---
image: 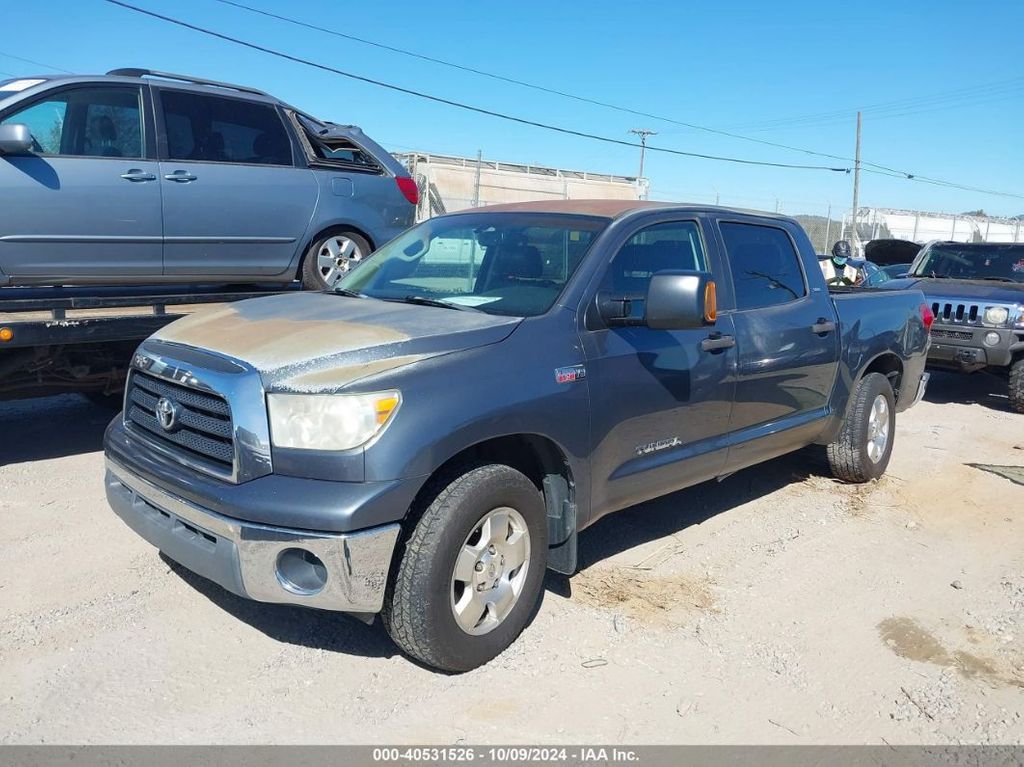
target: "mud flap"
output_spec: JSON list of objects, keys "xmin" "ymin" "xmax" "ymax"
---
[{"xmin": 543, "ymin": 474, "xmax": 577, "ymax": 575}]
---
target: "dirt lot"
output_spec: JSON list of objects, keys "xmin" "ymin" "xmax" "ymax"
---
[{"xmin": 1, "ymin": 372, "xmax": 1022, "ymax": 744}]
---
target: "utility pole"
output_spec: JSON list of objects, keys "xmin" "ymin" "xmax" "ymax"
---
[
  {"xmin": 629, "ymin": 128, "xmax": 656, "ymax": 199},
  {"xmin": 850, "ymin": 111, "xmax": 862, "ymax": 253},
  {"xmin": 471, "ymin": 149, "xmax": 482, "ymax": 208}
]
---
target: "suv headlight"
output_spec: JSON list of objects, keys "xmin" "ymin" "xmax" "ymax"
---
[
  {"xmin": 983, "ymin": 306, "xmax": 1009, "ymax": 326},
  {"xmin": 267, "ymin": 391, "xmax": 401, "ymax": 451}
]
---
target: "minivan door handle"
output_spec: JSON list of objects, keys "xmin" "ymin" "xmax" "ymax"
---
[
  {"xmin": 700, "ymin": 333, "xmax": 736, "ymax": 352},
  {"xmin": 120, "ymin": 169, "xmax": 156, "ymax": 182},
  {"xmin": 811, "ymin": 318, "xmax": 837, "ymax": 335},
  {"xmin": 164, "ymin": 171, "xmax": 197, "ymax": 182}
]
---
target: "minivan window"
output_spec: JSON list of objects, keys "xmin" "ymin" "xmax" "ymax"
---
[
  {"xmin": 339, "ymin": 213, "xmax": 608, "ymax": 317},
  {"xmin": 603, "ymin": 221, "xmax": 707, "ymax": 296},
  {"xmin": 160, "ymin": 90, "xmax": 292, "ymax": 166},
  {"xmin": 1, "ymin": 86, "xmax": 143, "ymax": 158},
  {"xmin": 719, "ymin": 222, "xmax": 807, "ymax": 310}
]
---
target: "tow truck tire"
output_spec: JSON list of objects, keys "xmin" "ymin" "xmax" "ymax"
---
[
  {"xmin": 827, "ymin": 372, "xmax": 896, "ymax": 483},
  {"xmin": 382, "ymin": 464, "xmax": 548, "ymax": 672},
  {"xmin": 1009, "ymin": 358, "xmax": 1024, "ymax": 414},
  {"xmin": 300, "ymin": 230, "xmax": 371, "ymax": 290}
]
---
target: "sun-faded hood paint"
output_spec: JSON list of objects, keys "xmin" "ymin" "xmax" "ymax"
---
[{"xmin": 151, "ymin": 292, "xmax": 521, "ymax": 391}]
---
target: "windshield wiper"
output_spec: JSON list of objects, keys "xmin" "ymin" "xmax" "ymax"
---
[
  {"xmin": 976, "ymin": 276, "xmax": 1018, "ymax": 283},
  {"xmin": 400, "ymin": 295, "xmax": 480, "ymax": 312},
  {"xmin": 332, "ymin": 287, "xmax": 366, "ymax": 297}
]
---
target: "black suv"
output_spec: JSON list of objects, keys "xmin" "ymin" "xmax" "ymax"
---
[{"xmin": 885, "ymin": 241, "xmax": 1024, "ymax": 411}]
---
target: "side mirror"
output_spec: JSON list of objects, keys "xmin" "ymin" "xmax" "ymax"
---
[
  {"xmin": 0, "ymin": 123, "xmax": 33, "ymax": 155},
  {"xmin": 645, "ymin": 270, "xmax": 717, "ymax": 330}
]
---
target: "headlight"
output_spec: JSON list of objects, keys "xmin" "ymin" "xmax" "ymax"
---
[
  {"xmin": 983, "ymin": 306, "xmax": 1009, "ymax": 326},
  {"xmin": 267, "ymin": 391, "xmax": 401, "ymax": 451}
]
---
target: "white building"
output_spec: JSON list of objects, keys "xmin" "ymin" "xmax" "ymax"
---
[
  {"xmin": 849, "ymin": 207, "xmax": 1023, "ymax": 244},
  {"xmin": 395, "ymin": 151, "xmax": 647, "ymax": 221}
]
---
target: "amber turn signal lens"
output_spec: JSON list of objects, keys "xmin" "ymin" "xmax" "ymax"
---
[
  {"xmin": 704, "ymin": 282, "xmax": 717, "ymax": 324},
  {"xmin": 0, "ymin": 327, "xmax": 13, "ymax": 342}
]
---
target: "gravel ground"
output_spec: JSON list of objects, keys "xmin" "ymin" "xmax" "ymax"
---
[{"xmin": 1, "ymin": 371, "xmax": 1022, "ymax": 744}]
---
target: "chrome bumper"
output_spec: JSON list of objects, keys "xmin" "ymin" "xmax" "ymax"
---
[
  {"xmin": 105, "ymin": 458, "xmax": 400, "ymax": 613},
  {"xmin": 912, "ymin": 371, "xmax": 930, "ymax": 407}
]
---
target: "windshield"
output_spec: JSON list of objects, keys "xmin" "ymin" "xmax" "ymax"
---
[
  {"xmin": 337, "ymin": 212, "xmax": 609, "ymax": 317},
  {"xmin": 911, "ymin": 243, "xmax": 1024, "ymax": 283}
]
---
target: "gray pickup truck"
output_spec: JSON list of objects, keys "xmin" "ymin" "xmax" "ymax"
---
[{"xmin": 103, "ymin": 200, "xmax": 931, "ymax": 671}]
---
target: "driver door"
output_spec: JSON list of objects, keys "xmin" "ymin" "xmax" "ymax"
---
[
  {"xmin": 0, "ymin": 83, "xmax": 162, "ymax": 280},
  {"xmin": 581, "ymin": 216, "xmax": 738, "ymax": 519}
]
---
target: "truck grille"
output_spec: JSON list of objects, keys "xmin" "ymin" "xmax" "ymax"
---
[
  {"xmin": 124, "ymin": 370, "xmax": 235, "ymax": 473},
  {"xmin": 931, "ymin": 301, "xmax": 981, "ymax": 325}
]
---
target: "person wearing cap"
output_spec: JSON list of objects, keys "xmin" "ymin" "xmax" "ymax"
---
[{"xmin": 820, "ymin": 240, "xmax": 862, "ymax": 286}]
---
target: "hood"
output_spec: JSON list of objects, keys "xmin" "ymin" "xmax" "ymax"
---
[
  {"xmin": 151, "ymin": 292, "xmax": 521, "ymax": 391},
  {"xmin": 864, "ymin": 239, "xmax": 922, "ymax": 266},
  {"xmin": 885, "ymin": 277, "xmax": 1024, "ymax": 304}
]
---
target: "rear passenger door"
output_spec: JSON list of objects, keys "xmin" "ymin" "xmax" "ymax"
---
[
  {"xmin": 0, "ymin": 83, "xmax": 162, "ymax": 280},
  {"xmin": 155, "ymin": 88, "xmax": 317, "ymax": 278},
  {"xmin": 715, "ymin": 219, "xmax": 840, "ymax": 470},
  {"xmin": 582, "ymin": 217, "xmax": 738, "ymax": 518}
]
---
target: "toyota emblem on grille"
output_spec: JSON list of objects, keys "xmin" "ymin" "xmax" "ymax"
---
[{"xmin": 155, "ymin": 396, "xmax": 180, "ymax": 432}]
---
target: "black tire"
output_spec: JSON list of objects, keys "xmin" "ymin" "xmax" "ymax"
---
[
  {"xmin": 1009, "ymin": 358, "xmax": 1024, "ymax": 414},
  {"xmin": 382, "ymin": 464, "xmax": 548, "ymax": 672},
  {"xmin": 827, "ymin": 372, "xmax": 896, "ymax": 483},
  {"xmin": 300, "ymin": 230, "xmax": 371, "ymax": 290}
]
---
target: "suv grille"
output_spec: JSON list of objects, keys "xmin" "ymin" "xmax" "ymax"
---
[
  {"xmin": 930, "ymin": 328, "xmax": 974, "ymax": 341},
  {"xmin": 125, "ymin": 370, "xmax": 235, "ymax": 473},
  {"xmin": 931, "ymin": 301, "xmax": 981, "ymax": 325}
]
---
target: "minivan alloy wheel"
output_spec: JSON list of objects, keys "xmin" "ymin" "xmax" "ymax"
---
[
  {"xmin": 316, "ymin": 235, "xmax": 364, "ymax": 286},
  {"xmin": 450, "ymin": 506, "xmax": 531, "ymax": 635}
]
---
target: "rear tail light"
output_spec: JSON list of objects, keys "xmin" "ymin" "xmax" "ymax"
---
[
  {"xmin": 395, "ymin": 176, "xmax": 419, "ymax": 206},
  {"xmin": 920, "ymin": 303, "xmax": 934, "ymax": 331}
]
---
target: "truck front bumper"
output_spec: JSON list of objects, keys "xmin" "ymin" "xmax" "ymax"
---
[
  {"xmin": 927, "ymin": 325, "xmax": 1024, "ymax": 371},
  {"xmin": 105, "ymin": 458, "xmax": 400, "ymax": 614}
]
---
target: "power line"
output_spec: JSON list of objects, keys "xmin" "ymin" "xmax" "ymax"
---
[
  {"xmin": 101, "ymin": 0, "xmax": 849, "ymax": 173},
  {"xmin": 727, "ymin": 78, "xmax": 1024, "ymax": 132},
  {"xmin": 102, "ymin": 1, "xmax": 1024, "ymax": 201},
  {"xmin": 208, "ymin": 0, "xmax": 1024, "ymax": 194},
  {"xmin": 210, "ymin": 0, "xmax": 868, "ymax": 168},
  {"xmin": 0, "ymin": 50, "xmax": 73, "ymax": 74}
]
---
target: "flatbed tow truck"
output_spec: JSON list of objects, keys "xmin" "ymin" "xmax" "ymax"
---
[{"xmin": 0, "ymin": 284, "xmax": 294, "ymax": 401}]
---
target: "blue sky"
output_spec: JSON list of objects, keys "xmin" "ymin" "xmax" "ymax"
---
[{"xmin": 4, "ymin": 0, "xmax": 1022, "ymax": 217}]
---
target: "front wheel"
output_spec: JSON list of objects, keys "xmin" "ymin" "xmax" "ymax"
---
[
  {"xmin": 300, "ymin": 230, "xmax": 371, "ymax": 290},
  {"xmin": 382, "ymin": 464, "xmax": 548, "ymax": 672},
  {"xmin": 1009, "ymin": 358, "xmax": 1024, "ymax": 414},
  {"xmin": 827, "ymin": 372, "xmax": 896, "ymax": 483}
]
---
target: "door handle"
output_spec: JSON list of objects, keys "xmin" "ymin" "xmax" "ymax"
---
[
  {"xmin": 164, "ymin": 171, "xmax": 197, "ymax": 182},
  {"xmin": 700, "ymin": 333, "xmax": 736, "ymax": 352},
  {"xmin": 811, "ymin": 318, "xmax": 837, "ymax": 335},
  {"xmin": 120, "ymin": 169, "xmax": 156, "ymax": 182}
]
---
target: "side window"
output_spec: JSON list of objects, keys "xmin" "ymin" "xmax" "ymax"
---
[
  {"xmin": 160, "ymin": 90, "xmax": 292, "ymax": 166},
  {"xmin": 602, "ymin": 221, "xmax": 707, "ymax": 295},
  {"xmin": 1, "ymin": 86, "xmax": 143, "ymax": 158},
  {"xmin": 719, "ymin": 222, "xmax": 806, "ymax": 311}
]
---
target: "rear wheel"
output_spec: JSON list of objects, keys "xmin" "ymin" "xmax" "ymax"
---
[
  {"xmin": 1009, "ymin": 358, "xmax": 1024, "ymax": 414},
  {"xmin": 382, "ymin": 464, "xmax": 548, "ymax": 672},
  {"xmin": 300, "ymin": 230, "xmax": 370, "ymax": 290},
  {"xmin": 827, "ymin": 372, "xmax": 896, "ymax": 483}
]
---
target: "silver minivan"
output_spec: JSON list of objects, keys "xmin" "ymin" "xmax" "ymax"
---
[{"xmin": 0, "ymin": 68, "xmax": 417, "ymax": 289}]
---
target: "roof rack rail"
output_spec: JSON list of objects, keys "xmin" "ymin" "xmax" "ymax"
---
[{"xmin": 105, "ymin": 68, "xmax": 271, "ymax": 97}]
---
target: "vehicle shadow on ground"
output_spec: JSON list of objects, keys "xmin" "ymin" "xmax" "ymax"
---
[
  {"xmin": 0, "ymin": 394, "xmax": 119, "ymax": 466},
  {"xmin": 923, "ymin": 370, "xmax": 1010, "ymax": 412},
  {"xmin": 161, "ymin": 553, "xmax": 399, "ymax": 660},
  {"xmin": 548, "ymin": 446, "xmax": 829, "ymax": 596}
]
